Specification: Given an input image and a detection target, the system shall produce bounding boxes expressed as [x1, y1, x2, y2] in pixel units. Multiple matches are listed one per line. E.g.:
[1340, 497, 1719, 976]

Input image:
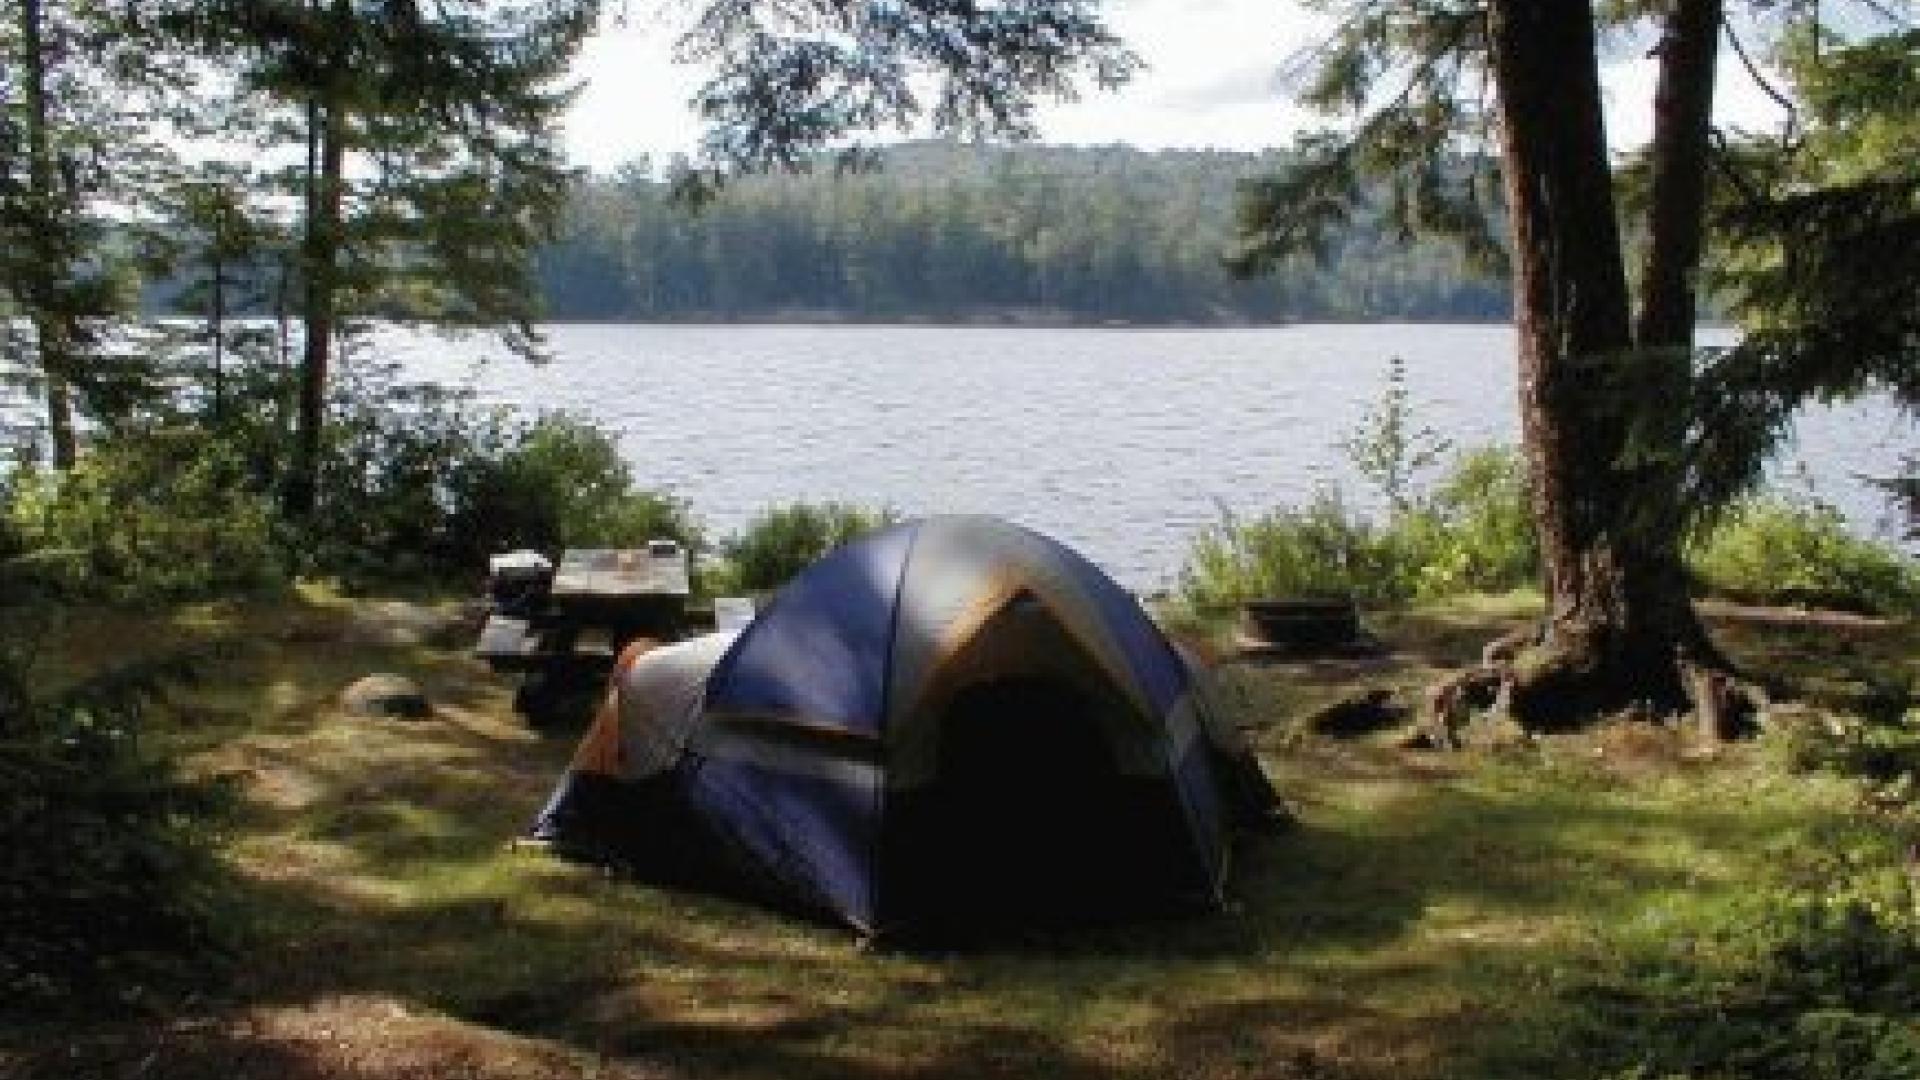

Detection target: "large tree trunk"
[1636, 0, 1722, 349]
[1625, 0, 1729, 668]
[20, 0, 76, 470]
[210, 248, 226, 423]
[285, 95, 345, 518]
[1487, 0, 1711, 720]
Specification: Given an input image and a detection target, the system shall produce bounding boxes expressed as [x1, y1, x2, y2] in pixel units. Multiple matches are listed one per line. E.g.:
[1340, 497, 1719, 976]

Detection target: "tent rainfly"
[532, 515, 1281, 935]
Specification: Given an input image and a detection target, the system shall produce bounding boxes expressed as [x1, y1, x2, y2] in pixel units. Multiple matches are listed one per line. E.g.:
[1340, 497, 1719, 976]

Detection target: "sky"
[562, 0, 1794, 175]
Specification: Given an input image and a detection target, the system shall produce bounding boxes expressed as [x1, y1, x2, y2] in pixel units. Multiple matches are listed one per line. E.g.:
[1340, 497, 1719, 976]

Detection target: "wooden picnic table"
[550, 544, 689, 616]
[475, 542, 692, 723]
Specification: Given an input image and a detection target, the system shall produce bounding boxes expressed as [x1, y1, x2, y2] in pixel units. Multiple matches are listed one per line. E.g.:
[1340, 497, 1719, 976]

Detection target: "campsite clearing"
[2, 587, 1916, 1079]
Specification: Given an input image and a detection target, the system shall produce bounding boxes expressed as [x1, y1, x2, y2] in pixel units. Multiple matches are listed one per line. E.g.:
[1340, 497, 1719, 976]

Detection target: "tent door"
[882, 674, 1203, 934]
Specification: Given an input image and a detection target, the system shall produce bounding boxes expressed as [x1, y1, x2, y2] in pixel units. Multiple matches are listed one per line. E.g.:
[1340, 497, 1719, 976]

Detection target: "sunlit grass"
[6, 590, 1915, 1079]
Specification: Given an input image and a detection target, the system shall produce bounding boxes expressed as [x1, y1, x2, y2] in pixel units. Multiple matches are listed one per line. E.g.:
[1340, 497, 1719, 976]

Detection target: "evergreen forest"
[535, 143, 1512, 323]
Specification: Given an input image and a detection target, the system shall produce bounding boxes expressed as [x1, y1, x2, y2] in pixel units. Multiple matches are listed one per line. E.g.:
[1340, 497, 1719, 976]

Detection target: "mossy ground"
[1, 588, 1915, 1079]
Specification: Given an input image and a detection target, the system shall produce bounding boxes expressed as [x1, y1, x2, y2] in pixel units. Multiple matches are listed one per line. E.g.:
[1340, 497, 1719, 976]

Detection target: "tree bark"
[1636, 0, 1722, 349]
[19, 0, 77, 470]
[210, 247, 226, 423]
[1626, 0, 1729, 672]
[286, 86, 345, 518]
[1487, 0, 1710, 719]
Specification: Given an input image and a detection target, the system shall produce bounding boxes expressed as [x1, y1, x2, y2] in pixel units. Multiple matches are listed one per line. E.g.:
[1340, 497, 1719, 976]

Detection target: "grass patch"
[2, 592, 1916, 1079]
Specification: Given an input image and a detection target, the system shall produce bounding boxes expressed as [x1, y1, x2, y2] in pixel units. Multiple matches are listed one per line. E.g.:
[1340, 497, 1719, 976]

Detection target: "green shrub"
[1179, 490, 1411, 608]
[1419, 444, 1539, 595]
[0, 648, 235, 1012]
[307, 373, 499, 582]
[1180, 359, 1539, 614]
[3, 345, 704, 595]
[446, 413, 703, 565]
[0, 466, 24, 562]
[714, 502, 899, 594]
[1689, 497, 1920, 615]
[3, 429, 287, 603]
[1178, 447, 1538, 611]
[308, 371, 702, 587]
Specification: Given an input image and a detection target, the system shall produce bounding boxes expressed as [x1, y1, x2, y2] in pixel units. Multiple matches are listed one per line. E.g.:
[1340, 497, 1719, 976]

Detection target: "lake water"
[393, 323, 1914, 589]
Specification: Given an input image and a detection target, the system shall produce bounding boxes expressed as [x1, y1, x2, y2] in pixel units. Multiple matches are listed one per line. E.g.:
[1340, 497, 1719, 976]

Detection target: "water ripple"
[392, 323, 1912, 589]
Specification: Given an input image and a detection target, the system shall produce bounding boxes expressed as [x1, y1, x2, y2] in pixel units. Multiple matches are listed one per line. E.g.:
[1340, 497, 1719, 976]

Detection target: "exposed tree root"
[1417, 666, 1509, 750]
[1416, 622, 1772, 749]
[1678, 651, 1770, 743]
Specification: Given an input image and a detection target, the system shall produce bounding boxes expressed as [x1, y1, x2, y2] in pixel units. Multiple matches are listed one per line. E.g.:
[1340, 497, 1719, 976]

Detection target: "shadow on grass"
[14, 592, 1897, 1080]
[104, 739, 1853, 1079]
[12, 729, 1870, 1080]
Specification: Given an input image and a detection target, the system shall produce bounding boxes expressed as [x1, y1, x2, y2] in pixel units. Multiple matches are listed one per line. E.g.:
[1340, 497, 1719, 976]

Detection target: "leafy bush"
[447, 413, 703, 564]
[1763, 703, 1920, 807]
[3, 341, 703, 596]
[714, 502, 899, 594]
[1179, 491, 1411, 608]
[306, 362, 701, 587]
[306, 371, 499, 582]
[1689, 497, 1920, 615]
[1419, 444, 1539, 595]
[1179, 358, 1538, 613]
[0, 466, 24, 562]
[0, 647, 234, 1011]
[1178, 447, 1538, 610]
[3, 429, 287, 603]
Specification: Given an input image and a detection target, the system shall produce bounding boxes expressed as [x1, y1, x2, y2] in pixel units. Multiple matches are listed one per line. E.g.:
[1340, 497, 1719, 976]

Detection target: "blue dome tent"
[532, 515, 1279, 935]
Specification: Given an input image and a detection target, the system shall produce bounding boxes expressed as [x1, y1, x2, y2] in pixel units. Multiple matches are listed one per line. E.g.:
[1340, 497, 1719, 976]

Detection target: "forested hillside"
[536, 143, 1511, 323]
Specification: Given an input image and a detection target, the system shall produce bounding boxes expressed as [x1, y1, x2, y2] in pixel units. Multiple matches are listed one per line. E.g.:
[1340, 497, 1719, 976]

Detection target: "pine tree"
[153, 165, 280, 426]
[1232, 1, 1912, 721]
[176, 0, 599, 517]
[670, 0, 1137, 186]
[0, 0, 177, 467]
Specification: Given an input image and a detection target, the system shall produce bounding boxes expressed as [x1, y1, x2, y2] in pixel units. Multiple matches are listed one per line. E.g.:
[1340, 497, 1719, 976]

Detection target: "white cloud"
[1153, 64, 1288, 111]
[563, 0, 1328, 170]
[561, 1, 1791, 172]
[563, 19, 707, 174]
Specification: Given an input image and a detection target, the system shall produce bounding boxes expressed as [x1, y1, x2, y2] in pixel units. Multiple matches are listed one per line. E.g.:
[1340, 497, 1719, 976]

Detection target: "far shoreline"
[528, 315, 1743, 333]
[533, 314, 1510, 330]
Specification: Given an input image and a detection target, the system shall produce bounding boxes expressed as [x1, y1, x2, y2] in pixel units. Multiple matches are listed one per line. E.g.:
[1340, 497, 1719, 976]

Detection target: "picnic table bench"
[475, 542, 692, 723]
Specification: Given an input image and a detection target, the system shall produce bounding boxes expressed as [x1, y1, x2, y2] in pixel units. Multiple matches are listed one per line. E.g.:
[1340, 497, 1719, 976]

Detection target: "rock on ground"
[341, 674, 431, 720]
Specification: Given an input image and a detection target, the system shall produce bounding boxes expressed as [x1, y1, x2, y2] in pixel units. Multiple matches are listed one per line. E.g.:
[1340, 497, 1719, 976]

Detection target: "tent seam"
[870, 519, 922, 931]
